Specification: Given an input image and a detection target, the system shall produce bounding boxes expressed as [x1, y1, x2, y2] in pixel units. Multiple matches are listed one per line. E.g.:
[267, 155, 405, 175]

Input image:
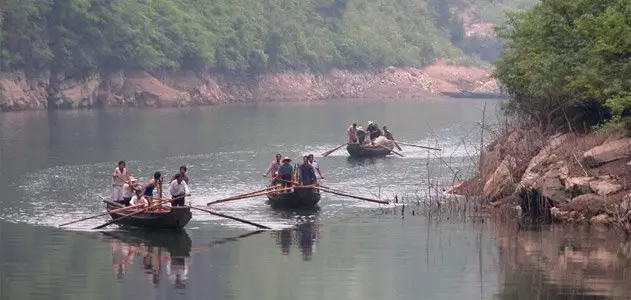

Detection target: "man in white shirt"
[307, 154, 324, 179]
[121, 177, 137, 206]
[169, 173, 191, 207]
[130, 188, 148, 208]
[111, 160, 130, 201]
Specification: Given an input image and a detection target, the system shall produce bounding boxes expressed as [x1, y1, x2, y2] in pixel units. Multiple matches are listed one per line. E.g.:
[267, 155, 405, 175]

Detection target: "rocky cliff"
[452, 126, 631, 230]
[0, 60, 498, 111]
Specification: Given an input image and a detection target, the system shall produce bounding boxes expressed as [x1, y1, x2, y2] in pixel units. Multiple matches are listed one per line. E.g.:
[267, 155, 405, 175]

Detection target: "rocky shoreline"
[452, 126, 631, 231]
[0, 60, 497, 112]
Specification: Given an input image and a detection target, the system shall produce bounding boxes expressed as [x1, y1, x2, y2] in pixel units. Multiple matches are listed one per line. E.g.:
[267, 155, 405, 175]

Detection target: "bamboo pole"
[395, 141, 441, 151]
[322, 143, 348, 157]
[189, 206, 271, 229]
[317, 186, 389, 204]
[378, 144, 404, 157]
[206, 186, 294, 206]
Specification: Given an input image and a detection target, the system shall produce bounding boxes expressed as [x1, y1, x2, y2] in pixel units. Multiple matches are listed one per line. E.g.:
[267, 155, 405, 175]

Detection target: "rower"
[369, 123, 382, 141]
[383, 125, 394, 140]
[347, 123, 358, 144]
[356, 126, 367, 145]
[121, 177, 137, 206]
[111, 161, 130, 203]
[171, 166, 189, 184]
[307, 154, 324, 179]
[299, 156, 317, 185]
[263, 153, 282, 177]
[277, 157, 294, 188]
[169, 173, 191, 207]
[130, 188, 149, 208]
[144, 172, 162, 206]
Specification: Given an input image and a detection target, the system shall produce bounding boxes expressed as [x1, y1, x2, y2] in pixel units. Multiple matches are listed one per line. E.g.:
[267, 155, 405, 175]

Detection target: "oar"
[393, 140, 403, 151]
[322, 143, 347, 157]
[206, 186, 294, 206]
[93, 194, 189, 230]
[396, 141, 441, 151]
[317, 186, 389, 204]
[188, 206, 271, 229]
[60, 200, 157, 227]
[206, 187, 273, 205]
[378, 144, 404, 157]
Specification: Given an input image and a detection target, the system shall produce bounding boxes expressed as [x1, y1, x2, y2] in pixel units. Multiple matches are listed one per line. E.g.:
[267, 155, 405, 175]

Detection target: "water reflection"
[345, 156, 380, 167]
[273, 222, 319, 261]
[103, 229, 192, 289]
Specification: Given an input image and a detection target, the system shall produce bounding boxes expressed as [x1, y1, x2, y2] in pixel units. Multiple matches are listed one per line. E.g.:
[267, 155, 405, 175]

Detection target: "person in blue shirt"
[299, 156, 317, 185]
[276, 157, 295, 187]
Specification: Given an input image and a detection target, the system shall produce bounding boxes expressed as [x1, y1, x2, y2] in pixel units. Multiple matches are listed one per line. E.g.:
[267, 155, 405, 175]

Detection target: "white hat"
[130, 177, 137, 182]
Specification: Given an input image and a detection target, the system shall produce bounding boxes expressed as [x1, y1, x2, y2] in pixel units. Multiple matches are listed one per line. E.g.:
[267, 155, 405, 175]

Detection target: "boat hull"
[266, 187, 321, 209]
[106, 203, 192, 230]
[346, 142, 393, 157]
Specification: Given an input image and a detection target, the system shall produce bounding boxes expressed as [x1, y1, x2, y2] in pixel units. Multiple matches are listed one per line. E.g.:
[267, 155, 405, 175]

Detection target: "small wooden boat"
[266, 187, 321, 209]
[104, 201, 192, 230]
[346, 140, 395, 157]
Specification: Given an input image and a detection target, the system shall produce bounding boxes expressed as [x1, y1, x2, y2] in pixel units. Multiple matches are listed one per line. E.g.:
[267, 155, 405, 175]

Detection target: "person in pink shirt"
[263, 153, 282, 177]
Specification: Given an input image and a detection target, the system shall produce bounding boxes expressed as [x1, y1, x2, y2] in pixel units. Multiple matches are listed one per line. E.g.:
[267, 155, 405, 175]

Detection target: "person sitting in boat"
[130, 188, 149, 208]
[347, 123, 358, 144]
[307, 154, 324, 179]
[366, 121, 377, 133]
[121, 177, 138, 206]
[277, 157, 295, 187]
[169, 173, 191, 207]
[299, 156, 317, 185]
[356, 126, 367, 145]
[143, 172, 162, 206]
[263, 153, 282, 177]
[111, 160, 131, 202]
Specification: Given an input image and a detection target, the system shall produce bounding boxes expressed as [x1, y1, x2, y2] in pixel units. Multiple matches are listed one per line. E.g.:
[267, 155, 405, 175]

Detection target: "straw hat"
[282, 157, 292, 162]
[130, 177, 137, 183]
[367, 121, 373, 125]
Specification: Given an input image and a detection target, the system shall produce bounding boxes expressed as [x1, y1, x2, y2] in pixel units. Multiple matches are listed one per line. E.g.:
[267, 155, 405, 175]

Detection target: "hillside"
[0, 0, 535, 110]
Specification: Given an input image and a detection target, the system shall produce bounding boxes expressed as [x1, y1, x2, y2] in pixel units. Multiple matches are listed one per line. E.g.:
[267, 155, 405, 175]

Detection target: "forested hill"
[0, 0, 533, 76]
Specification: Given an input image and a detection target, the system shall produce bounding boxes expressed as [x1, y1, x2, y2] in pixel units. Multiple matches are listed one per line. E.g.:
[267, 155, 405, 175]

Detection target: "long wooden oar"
[93, 194, 189, 230]
[189, 206, 271, 229]
[206, 186, 294, 206]
[393, 141, 403, 151]
[322, 143, 347, 157]
[206, 187, 273, 206]
[396, 141, 441, 151]
[60, 202, 150, 227]
[317, 186, 389, 204]
[378, 144, 404, 157]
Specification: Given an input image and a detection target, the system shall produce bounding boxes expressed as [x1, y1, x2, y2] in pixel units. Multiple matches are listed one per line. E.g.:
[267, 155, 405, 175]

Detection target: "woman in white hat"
[121, 176, 137, 206]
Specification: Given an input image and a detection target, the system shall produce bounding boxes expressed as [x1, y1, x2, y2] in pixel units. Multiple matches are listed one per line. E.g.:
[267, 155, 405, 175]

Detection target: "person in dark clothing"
[383, 126, 394, 140]
[369, 123, 382, 140]
[298, 156, 317, 185]
[172, 166, 189, 184]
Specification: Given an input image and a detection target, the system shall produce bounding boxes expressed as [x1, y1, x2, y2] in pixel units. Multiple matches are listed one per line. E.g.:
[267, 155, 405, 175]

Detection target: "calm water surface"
[1, 98, 630, 300]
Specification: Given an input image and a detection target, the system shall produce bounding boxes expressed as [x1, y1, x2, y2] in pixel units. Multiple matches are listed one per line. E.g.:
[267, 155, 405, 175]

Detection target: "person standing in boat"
[307, 154, 324, 179]
[169, 173, 191, 207]
[299, 156, 317, 185]
[111, 161, 131, 202]
[172, 166, 189, 184]
[277, 157, 295, 187]
[263, 153, 282, 177]
[369, 123, 382, 141]
[121, 177, 137, 206]
[383, 126, 394, 140]
[347, 123, 358, 144]
[130, 188, 149, 208]
[143, 172, 162, 206]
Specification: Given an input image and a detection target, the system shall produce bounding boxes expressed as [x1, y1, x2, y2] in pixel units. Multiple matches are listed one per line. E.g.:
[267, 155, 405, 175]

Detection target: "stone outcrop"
[483, 155, 516, 201]
[0, 60, 500, 111]
[583, 138, 631, 167]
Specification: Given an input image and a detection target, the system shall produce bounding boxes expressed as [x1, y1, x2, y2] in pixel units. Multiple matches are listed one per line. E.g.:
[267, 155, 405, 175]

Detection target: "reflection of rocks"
[495, 224, 631, 298]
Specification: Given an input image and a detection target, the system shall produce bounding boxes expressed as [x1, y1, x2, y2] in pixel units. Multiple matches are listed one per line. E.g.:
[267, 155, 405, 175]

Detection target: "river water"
[1, 98, 630, 300]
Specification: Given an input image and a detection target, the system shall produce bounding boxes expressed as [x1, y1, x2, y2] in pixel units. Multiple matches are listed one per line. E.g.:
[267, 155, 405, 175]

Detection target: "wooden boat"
[104, 200, 192, 230]
[346, 139, 395, 157]
[266, 186, 321, 209]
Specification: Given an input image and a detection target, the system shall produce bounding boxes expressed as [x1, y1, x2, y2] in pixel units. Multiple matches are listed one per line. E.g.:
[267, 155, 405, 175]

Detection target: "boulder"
[516, 134, 569, 192]
[583, 138, 631, 167]
[0, 70, 49, 111]
[483, 156, 516, 201]
[48, 73, 101, 108]
[564, 193, 608, 218]
[589, 176, 623, 196]
[532, 162, 570, 206]
[590, 214, 610, 225]
[563, 176, 593, 194]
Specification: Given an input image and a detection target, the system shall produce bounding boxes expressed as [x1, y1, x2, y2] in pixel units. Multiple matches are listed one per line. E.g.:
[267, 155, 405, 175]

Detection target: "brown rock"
[589, 176, 623, 196]
[583, 138, 631, 167]
[483, 156, 516, 201]
[564, 193, 607, 218]
[563, 176, 594, 194]
[530, 162, 570, 206]
[0, 70, 49, 111]
[49, 73, 101, 108]
[590, 214, 609, 225]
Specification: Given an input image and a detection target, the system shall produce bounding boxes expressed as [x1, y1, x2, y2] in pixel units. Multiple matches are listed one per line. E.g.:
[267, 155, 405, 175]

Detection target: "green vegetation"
[494, 0, 631, 133]
[0, 0, 530, 76]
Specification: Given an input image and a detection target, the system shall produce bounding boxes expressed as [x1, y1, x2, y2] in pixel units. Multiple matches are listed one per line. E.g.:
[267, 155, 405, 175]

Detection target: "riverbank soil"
[452, 125, 631, 231]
